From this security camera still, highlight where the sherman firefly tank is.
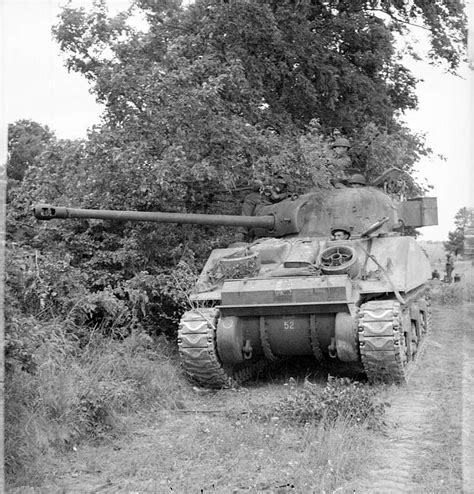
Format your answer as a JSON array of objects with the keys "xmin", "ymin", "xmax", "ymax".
[{"xmin": 34, "ymin": 183, "xmax": 438, "ymax": 387}]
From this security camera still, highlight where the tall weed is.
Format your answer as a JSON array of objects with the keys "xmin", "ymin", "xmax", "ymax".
[
  {"xmin": 430, "ymin": 281, "xmax": 474, "ymax": 305},
  {"xmin": 298, "ymin": 417, "xmax": 377, "ymax": 492},
  {"xmin": 5, "ymin": 321, "xmax": 186, "ymax": 485}
]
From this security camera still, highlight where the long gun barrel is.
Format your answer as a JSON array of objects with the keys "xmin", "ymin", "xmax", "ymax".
[{"xmin": 33, "ymin": 204, "xmax": 275, "ymax": 230}]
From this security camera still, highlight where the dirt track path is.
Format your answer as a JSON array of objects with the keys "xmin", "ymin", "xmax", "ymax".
[{"xmin": 355, "ymin": 305, "xmax": 472, "ymax": 493}]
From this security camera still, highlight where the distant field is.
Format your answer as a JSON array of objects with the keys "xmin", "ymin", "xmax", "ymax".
[
  {"xmin": 417, "ymin": 240, "xmax": 445, "ymax": 266},
  {"xmin": 418, "ymin": 240, "xmax": 446, "ymax": 280},
  {"xmin": 418, "ymin": 240, "xmax": 474, "ymax": 284}
]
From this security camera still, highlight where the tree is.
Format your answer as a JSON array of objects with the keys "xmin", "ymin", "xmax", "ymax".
[
  {"xmin": 444, "ymin": 207, "xmax": 472, "ymax": 255},
  {"xmin": 7, "ymin": 120, "xmax": 55, "ymax": 182},
  {"xmin": 239, "ymin": 0, "xmax": 466, "ymax": 71},
  {"xmin": 51, "ymin": 0, "xmax": 465, "ymax": 193},
  {"xmin": 6, "ymin": 136, "xmax": 88, "ymax": 244}
]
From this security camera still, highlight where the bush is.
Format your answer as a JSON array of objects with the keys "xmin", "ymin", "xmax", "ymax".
[
  {"xmin": 256, "ymin": 376, "xmax": 386, "ymax": 429},
  {"xmin": 6, "ymin": 245, "xmax": 90, "ymax": 318},
  {"xmin": 6, "ymin": 243, "xmax": 198, "ymax": 342}
]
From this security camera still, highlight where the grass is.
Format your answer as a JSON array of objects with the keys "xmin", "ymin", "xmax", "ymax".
[
  {"xmin": 7, "ymin": 355, "xmax": 386, "ymax": 492},
  {"xmin": 430, "ymin": 280, "xmax": 474, "ymax": 305},
  {"xmin": 297, "ymin": 417, "xmax": 378, "ymax": 493},
  {"xmin": 49, "ymin": 390, "xmax": 380, "ymax": 493},
  {"xmin": 5, "ymin": 320, "xmax": 186, "ymax": 486},
  {"xmin": 409, "ymin": 308, "xmax": 464, "ymax": 492}
]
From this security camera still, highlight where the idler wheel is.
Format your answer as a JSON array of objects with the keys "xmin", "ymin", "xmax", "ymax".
[{"xmin": 319, "ymin": 244, "xmax": 360, "ymax": 278}]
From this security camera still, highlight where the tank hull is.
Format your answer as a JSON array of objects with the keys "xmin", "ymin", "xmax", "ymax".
[
  {"xmin": 192, "ymin": 235, "xmax": 431, "ymax": 301},
  {"xmin": 179, "ymin": 235, "xmax": 431, "ymax": 386}
]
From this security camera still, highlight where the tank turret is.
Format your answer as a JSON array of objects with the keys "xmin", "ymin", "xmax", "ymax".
[
  {"xmin": 33, "ymin": 186, "xmax": 438, "ymax": 388},
  {"xmin": 34, "ymin": 187, "xmax": 437, "ymax": 239}
]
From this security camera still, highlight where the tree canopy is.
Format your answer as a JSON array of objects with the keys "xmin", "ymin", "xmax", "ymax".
[
  {"xmin": 51, "ymin": 0, "xmax": 466, "ymax": 202},
  {"xmin": 7, "ymin": 120, "xmax": 55, "ymax": 182}
]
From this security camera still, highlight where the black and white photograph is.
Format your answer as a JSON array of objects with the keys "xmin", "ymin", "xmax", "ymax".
[{"xmin": 2, "ymin": 0, "xmax": 473, "ymax": 492}]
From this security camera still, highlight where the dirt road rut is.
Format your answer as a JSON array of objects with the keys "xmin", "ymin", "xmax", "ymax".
[{"xmin": 356, "ymin": 305, "xmax": 471, "ymax": 493}]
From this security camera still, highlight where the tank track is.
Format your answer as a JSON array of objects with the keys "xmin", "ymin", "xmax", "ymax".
[
  {"xmin": 424, "ymin": 294, "xmax": 432, "ymax": 335},
  {"xmin": 357, "ymin": 298, "xmax": 430, "ymax": 384},
  {"xmin": 177, "ymin": 308, "xmax": 268, "ymax": 388}
]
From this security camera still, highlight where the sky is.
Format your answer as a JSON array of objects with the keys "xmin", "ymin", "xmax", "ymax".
[
  {"xmin": 403, "ymin": 60, "xmax": 472, "ymax": 240},
  {"xmin": 2, "ymin": 0, "xmax": 473, "ymax": 241}
]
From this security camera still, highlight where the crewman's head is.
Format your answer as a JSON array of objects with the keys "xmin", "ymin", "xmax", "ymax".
[
  {"xmin": 331, "ymin": 226, "xmax": 351, "ymax": 241},
  {"xmin": 331, "ymin": 137, "xmax": 351, "ymax": 156}
]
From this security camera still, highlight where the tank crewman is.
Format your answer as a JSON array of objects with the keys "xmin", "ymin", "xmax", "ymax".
[
  {"xmin": 241, "ymin": 174, "xmax": 289, "ymax": 216},
  {"xmin": 236, "ymin": 174, "xmax": 291, "ymax": 242},
  {"xmin": 445, "ymin": 253, "xmax": 454, "ymax": 283},
  {"xmin": 330, "ymin": 137, "xmax": 352, "ymax": 188},
  {"xmin": 372, "ymin": 167, "xmax": 408, "ymax": 200},
  {"xmin": 330, "ymin": 225, "xmax": 351, "ymax": 241},
  {"xmin": 331, "ymin": 137, "xmax": 352, "ymax": 168},
  {"xmin": 431, "ymin": 269, "xmax": 440, "ymax": 280},
  {"xmin": 240, "ymin": 190, "xmax": 269, "ymax": 217},
  {"xmin": 347, "ymin": 173, "xmax": 367, "ymax": 188},
  {"xmin": 265, "ymin": 173, "xmax": 292, "ymax": 202},
  {"xmin": 234, "ymin": 187, "xmax": 268, "ymax": 243}
]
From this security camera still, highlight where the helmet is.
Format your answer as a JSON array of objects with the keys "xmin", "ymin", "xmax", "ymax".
[
  {"xmin": 348, "ymin": 173, "xmax": 366, "ymax": 186},
  {"xmin": 330, "ymin": 225, "xmax": 351, "ymax": 236},
  {"xmin": 331, "ymin": 137, "xmax": 351, "ymax": 149}
]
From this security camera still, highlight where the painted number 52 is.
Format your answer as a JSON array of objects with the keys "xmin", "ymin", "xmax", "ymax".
[{"xmin": 284, "ymin": 320, "xmax": 295, "ymax": 330}]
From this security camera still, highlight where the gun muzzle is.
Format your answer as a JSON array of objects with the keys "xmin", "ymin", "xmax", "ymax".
[{"xmin": 33, "ymin": 204, "xmax": 69, "ymax": 220}]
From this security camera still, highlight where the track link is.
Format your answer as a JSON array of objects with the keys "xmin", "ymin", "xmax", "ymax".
[
  {"xmin": 358, "ymin": 300, "xmax": 407, "ymax": 383},
  {"xmin": 178, "ymin": 308, "xmax": 268, "ymax": 388},
  {"xmin": 357, "ymin": 297, "xmax": 431, "ymax": 384}
]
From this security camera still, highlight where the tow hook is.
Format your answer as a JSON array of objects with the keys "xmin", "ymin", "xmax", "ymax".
[
  {"xmin": 328, "ymin": 337, "xmax": 337, "ymax": 359},
  {"xmin": 243, "ymin": 339, "xmax": 253, "ymax": 360}
]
